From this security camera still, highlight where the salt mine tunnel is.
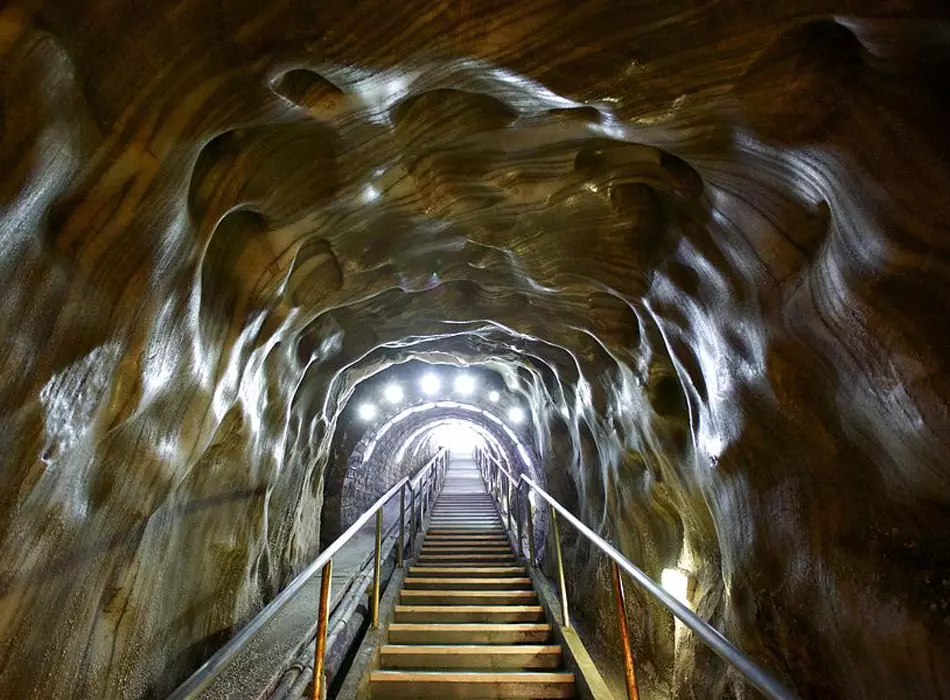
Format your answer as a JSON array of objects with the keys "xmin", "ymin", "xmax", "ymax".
[{"xmin": 1, "ymin": 0, "xmax": 949, "ymax": 698}]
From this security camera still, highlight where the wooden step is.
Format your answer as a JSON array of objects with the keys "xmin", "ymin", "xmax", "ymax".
[
  {"xmin": 394, "ymin": 605, "xmax": 545, "ymax": 623},
  {"xmin": 419, "ymin": 552, "xmax": 513, "ymax": 559},
  {"xmin": 424, "ymin": 535, "xmax": 510, "ymax": 542},
  {"xmin": 429, "ymin": 523, "xmax": 505, "ymax": 535},
  {"xmin": 408, "ymin": 566, "xmax": 526, "ymax": 578},
  {"xmin": 423, "ymin": 536, "xmax": 510, "ymax": 543},
  {"xmin": 430, "ymin": 518, "xmax": 501, "ymax": 524},
  {"xmin": 417, "ymin": 557, "xmax": 517, "ymax": 566},
  {"xmin": 432, "ymin": 510, "xmax": 498, "ymax": 514},
  {"xmin": 431, "ymin": 510, "xmax": 498, "ymax": 514},
  {"xmin": 419, "ymin": 552, "xmax": 514, "ymax": 559},
  {"xmin": 433, "ymin": 507, "xmax": 498, "ymax": 511},
  {"xmin": 400, "ymin": 590, "xmax": 537, "ymax": 605},
  {"xmin": 380, "ymin": 645, "xmax": 563, "ymax": 670},
  {"xmin": 435, "ymin": 498, "xmax": 496, "ymax": 508},
  {"xmin": 421, "ymin": 542, "xmax": 511, "ymax": 547},
  {"xmin": 421, "ymin": 545, "xmax": 513, "ymax": 553},
  {"xmin": 419, "ymin": 553, "xmax": 514, "ymax": 560},
  {"xmin": 387, "ymin": 623, "xmax": 553, "ymax": 644},
  {"xmin": 433, "ymin": 508, "xmax": 497, "ymax": 511},
  {"xmin": 370, "ymin": 670, "xmax": 575, "ymax": 698},
  {"xmin": 404, "ymin": 577, "xmax": 533, "ymax": 590},
  {"xmin": 423, "ymin": 541, "xmax": 510, "ymax": 548}
]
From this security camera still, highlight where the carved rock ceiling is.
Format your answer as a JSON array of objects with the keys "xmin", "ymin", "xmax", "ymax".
[{"xmin": 0, "ymin": 1, "xmax": 949, "ymax": 697}]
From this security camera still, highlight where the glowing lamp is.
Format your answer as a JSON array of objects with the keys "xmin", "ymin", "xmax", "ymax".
[
  {"xmin": 357, "ymin": 403, "xmax": 377, "ymax": 421},
  {"xmin": 420, "ymin": 373, "xmax": 440, "ymax": 396},
  {"xmin": 383, "ymin": 383, "xmax": 404, "ymax": 404}
]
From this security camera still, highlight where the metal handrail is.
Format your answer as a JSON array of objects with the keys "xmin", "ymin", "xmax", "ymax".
[
  {"xmin": 169, "ymin": 448, "xmax": 449, "ymax": 700},
  {"xmin": 474, "ymin": 447, "xmax": 524, "ymax": 558},
  {"xmin": 475, "ymin": 451, "xmax": 795, "ymax": 700}
]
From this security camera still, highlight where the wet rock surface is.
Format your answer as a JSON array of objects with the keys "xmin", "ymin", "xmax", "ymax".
[{"xmin": 1, "ymin": 0, "xmax": 949, "ymax": 698}]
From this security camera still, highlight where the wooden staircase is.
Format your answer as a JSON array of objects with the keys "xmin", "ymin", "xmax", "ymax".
[{"xmin": 369, "ymin": 461, "xmax": 576, "ymax": 698}]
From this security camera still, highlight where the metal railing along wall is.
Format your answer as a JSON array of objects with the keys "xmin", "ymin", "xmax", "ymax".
[
  {"xmin": 168, "ymin": 449, "xmax": 449, "ymax": 700},
  {"xmin": 474, "ymin": 449, "xmax": 795, "ymax": 700}
]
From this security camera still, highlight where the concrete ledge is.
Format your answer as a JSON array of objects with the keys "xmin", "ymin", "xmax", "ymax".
[
  {"xmin": 334, "ymin": 564, "xmax": 408, "ymax": 700},
  {"xmin": 529, "ymin": 566, "xmax": 616, "ymax": 700}
]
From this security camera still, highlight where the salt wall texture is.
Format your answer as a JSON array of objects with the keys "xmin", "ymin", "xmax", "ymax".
[{"xmin": 0, "ymin": 0, "xmax": 949, "ymax": 698}]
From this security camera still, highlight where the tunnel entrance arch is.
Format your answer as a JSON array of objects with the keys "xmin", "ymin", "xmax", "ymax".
[{"xmin": 320, "ymin": 401, "xmax": 543, "ymax": 544}]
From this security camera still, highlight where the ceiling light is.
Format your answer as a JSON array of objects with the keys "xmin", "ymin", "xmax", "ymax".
[
  {"xmin": 507, "ymin": 406, "xmax": 525, "ymax": 425},
  {"xmin": 488, "ymin": 390, "xmax": 500, "ymax": 403},
  {"xmin": 383, "ymin": 383, "xmax": 404, "ymax": 404},
  {"xmin": 420, "ymin": 372, "xmax": 440, "ymax": 395},
  {"xmin": 357, "ymin": 403, "xmax": 377, "ymax": 421},
  {"xmin": 454, "ymin": 373, "xmax": 476, "ymax": 396}
]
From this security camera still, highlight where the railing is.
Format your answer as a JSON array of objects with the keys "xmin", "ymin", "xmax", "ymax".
[
  {"xmin": 169, "ymin": 449, "xmax": 449, "ymax": 700},
  {"xmin": 474, "ymin": 449, "xmax": 795, "ymax": 700}
]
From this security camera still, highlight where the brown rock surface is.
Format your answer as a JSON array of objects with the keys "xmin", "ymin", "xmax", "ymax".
[{"xmin": 1, "ymin": 0, "xmax": 949, "ymax": 697}]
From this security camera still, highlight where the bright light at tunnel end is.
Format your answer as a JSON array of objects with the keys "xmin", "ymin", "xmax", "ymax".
[
  {"xmin": 431, "ymin": 422, "xmax": 484, "ymax": 455},
  {"xmin": 420, "ymin": 372, "xmax": 440, "ymax": 395},
  {"xmin": 383, "ymin": 383, "xmax": 404, "ymax": 404}
]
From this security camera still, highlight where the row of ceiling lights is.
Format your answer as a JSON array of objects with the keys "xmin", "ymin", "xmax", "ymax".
[{"xmin": 356, "ymin": 371, "xmax": 526, "ymax": 426}]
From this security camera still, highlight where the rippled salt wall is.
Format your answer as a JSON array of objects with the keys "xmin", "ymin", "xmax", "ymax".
[{"xmin": 0, "ymin": 1, "xmax": 948, "ymax": 698}]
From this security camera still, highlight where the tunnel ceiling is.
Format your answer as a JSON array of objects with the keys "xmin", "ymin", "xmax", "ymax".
[{"xmin": 1, "ymin": 1, "xmax": 949, "ymax": 699}]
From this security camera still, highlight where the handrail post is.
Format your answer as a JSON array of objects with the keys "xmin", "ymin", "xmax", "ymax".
[
  {"xmin": 526, "ymin": 490, "xmax": 536, "ymax": 565},
  {"xmin": 515, "ymin": 485, "xmax": 524, "ymax": 558},
  {"xmin": 611, "ymin": 560, "xmax": 640, "ymax": 700},
  {"xmin": 421, "ymin": 475, "xmax": 427, "ymax": 528},
  {"xmin": 551, "ymin": 506, "xmax": 570, "ymax": 628},
  {"xmin": 371, "ymin": 509, "xmax": 382, "ymax": 628},
  {"xmin": 506, "ymin": 479, "xmax": 513, "ymax": 536},
  {"xmin": 311, "ymin": 560, "xmax": 333, "ymax": 700},
  {"xmin": 409, "ymin": 486, "xmax": 416, "ymax": 559},
  {"xmin": 398, "ymin": 485, "xmax": 405, "ymax": 568}
]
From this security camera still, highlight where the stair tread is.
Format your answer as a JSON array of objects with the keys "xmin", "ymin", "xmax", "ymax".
[
  {"xmin": 381, "ymin": 645, "xmax": 561, "ymax": 654},
  {"xmin": 371, "ymin": 671, "xmax": 573, "ymax": 679},
  {"xmin": 404, "ymin": 577, "xmax": 533, "ymax": 585},
  {"xmin": 401, "ymin": 590, "xmax": 536, "ymax": 597},
  {"xmin": 422, "ymin": 548, "xmax": 511, "ymax": 551},
  {"xmin": 396, "ymin": 605, "xmax": 544, "ymax": 612},
  {"xmin": 389, "ymin": 623, "xmax": 552, "ymax": 631},
  {"xmin": 409, "ymin": 567, "xmax": 526, "ymax": 574}
]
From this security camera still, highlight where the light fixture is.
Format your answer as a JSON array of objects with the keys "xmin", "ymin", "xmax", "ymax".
[
  {"xmin": 420, "ymin": 372, "xmax": 440, "ymax": 395},
  {"xmin": 454, "ymin": 373, "xmax": 476, "ymax": 396},
  {"xmin": 357, "ymin": 403, "xmax": 377, "ymax": 421},
  {"xmin": 383, "ymin": 383, "xmax": 404, "ymax": 404},
  {"xmin": 488, "ymin": 390, "xmax": 500, "ymax": 403},
  {"xmin": 507, "ymin": 406, "xmax": 525, "ymax": 425},
  {"xmin": 661, "ymin": 568, "xmax": 693, "ymax": 608}
]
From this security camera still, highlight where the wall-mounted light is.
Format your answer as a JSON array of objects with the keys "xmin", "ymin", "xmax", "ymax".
[
  {"xmin": 383, "ymin": 383, "xmax": 404, "ymax": 404},
  {"xmin": 661, "ymin": 568, "xmax": 694, "ymax": 609},
  {"xmin": 357, "ymin": 403, "xmax": 377, "ymax": 421},
  {"xmin": 488, "ymin": 390, "xmax": 500, "ymax": 403},
  {"xmin": 507, "ymin": 406, "xmax": 525, "ymax": 425},
  {"xmin": 454, "ymin": 373, "xmax": 476, "ymax": 396},
  {"xmin": 420, "ymin": 372, "xmax": 440, "ymax": 396}
]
